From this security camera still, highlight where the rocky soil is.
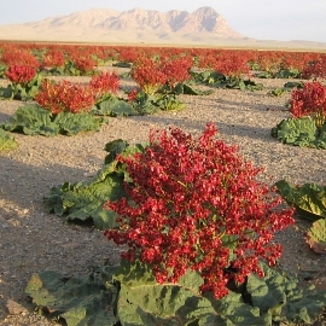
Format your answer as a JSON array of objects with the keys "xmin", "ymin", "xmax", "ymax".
[{"xmin": 0, "ymin": 70, "xmax": 325, "ymax": 325}]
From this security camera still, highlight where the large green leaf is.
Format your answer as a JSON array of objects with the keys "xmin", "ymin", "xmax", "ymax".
[
  {"xmin": 103, "ymin": 139, "xmax": 130, "ymax": 164},
  {"xmin": 92, "ymin": 96, "xmax": 135, "ymax": 117},
  {"xmin": 246, "ymin": 262, "xmax": 326, "ymax": 324},
  {"xmin": 271, "ymin": 117, "xmax": 326, "ymax": 148},
  {"xmin": 25, "ymin": 260, "xmax": 326, "ymax": 326},
  {"xmin": 25, "ymin": 268, "xmax": 119, "ymax": 326},
  {"xmin": 306, "ymin": 218, "xmax": 326, "ymax": 254},
  {"xmin": 2, "ymin": 104, "xmax": 60, "ymax": 136},
  {"xmin": 0, "ymin": 85, "xmax": 13, "ymax": 99},
  {"xmin": 46, "ymin": 140, "xmax": 147, "ymax": 229},
  {"xmin": 54, "ymin": 111, "xmax": 105, "ymax": 135},
  {"xmin": 114, "ymin": 259, "xmax": 221, "ymax": 326},
  {"xmin": 275, "ymin": 179, "xmax": 326, "ymax": 220},
  {"xmin": 114, "ymin": 259, "xmax": 272, "ymax": 326},
  {"xmin": 46, "ymin": 161, "xmax": 127, "ymax": 229},
  {"xmin": 0, "ymin": 129, "xmax": 18, "ymax": 151},
  {"xmin": 174, "ymin": 83, "xmax": 213, "ymax": 95}
]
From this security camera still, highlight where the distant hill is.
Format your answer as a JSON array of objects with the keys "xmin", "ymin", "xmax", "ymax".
[
  {"xmin": 0, "ymin": 7, "xmax": 251, "ymax": 44},
  {"xmin": 0, "ymin": 6, "xmax": 325, "ymax": 49}
]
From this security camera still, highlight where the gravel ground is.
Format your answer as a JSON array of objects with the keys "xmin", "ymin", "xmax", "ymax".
[{"xmin": 0, "ymin": 70, "xmax": 326, "ymax": 325}]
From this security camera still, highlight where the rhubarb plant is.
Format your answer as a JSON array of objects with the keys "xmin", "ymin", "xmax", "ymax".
[
  {"xmin": 275, "ymin": 180, "xmax": 326, "ymax": 221},
  {"xmin": 306, "ymin": 219, "xmax": 326, "ymax": 254},
  {"xmin": 104, "ymin": 123, "xmax": 295, "ymax": 299},
  {"xmin": 0, "ymin": 129, "xmax": 18, "ymax": 151},
  {"xmin": 0, "ymin": 65, "xmax": 42, "ymax": 100},
  {"xmin": 1, "ymin": 104, "xmax": 105, "ymax": 136},
  {"xmin": 45, "ymin": 140, "xmax": 146, "ymax": 229},
  {"xmin": 191, "ymin": 70, "xmax": 263, "ymax": 91},
  {"xmin": 25, "ymin": 259, "xmax": 326, "ymax": 326}
]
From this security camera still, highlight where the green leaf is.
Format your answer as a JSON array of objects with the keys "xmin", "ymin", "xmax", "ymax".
[
  {"xmin": 174, "ymin": 83, "xmax": 213, "ymax": 95},
  {"xmin": 0, "ymin": 129, "xmax": 18, "ymax": 151},
  {"xmin": 0, "ymin": 86, "xmax": 13, "ymax": 99},
  {"xmin": 45, "ymin": 141, "xmax": 147, "ymax": 229},
  {"xmin": 306, "ymin": 218, "xmax": 326, "ymax": 254},
  {"xmin": 114, "ymin": 259, "xmax": 222, "ymax": 326},
  {"xmin": 271, "ymin": 117, "xmax": 326, "ymax": 148},
  {"xmin": 268, "ymin": 87, "xmax": 287, "ymax": 97},
  {"xmin": 246, "ymin": 262, "xmax": 326, "ymax": 324},
  {"xmin": 93, "ymin": 97, "xmax": 135, "ymax": 117},
  {"xmin": 275, "ymin": 179, "xmax": 326, "ymax": 220},
  {"xmin": 275, "ymin": 69, "xmax": 301, "ymax": 78},
  {"xmin": 2, "ymin": 104, "xmax": 60, "ymax": 136},
  {"xmin": 54, "ymin": 111, "xmax": 105, "ymax": 135},
  {"xmin": 104, "ymin": 139, "xmax": 130, "ymax": 164},
  {"xmin": 45, "ymin": 162, "xmax": 127, "ymax": 229},
  {"xmin": 25, "ymin": 268, "xmax": 119, "ymax": 326},
  {"xmin": 283, "ymin": 81, "xmax": 304, "ymax": 90}
]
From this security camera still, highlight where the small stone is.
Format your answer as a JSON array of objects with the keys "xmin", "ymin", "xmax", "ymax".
[{"xmin": 6, "ymin": 299, "xmax": 28, "ymax": 315}]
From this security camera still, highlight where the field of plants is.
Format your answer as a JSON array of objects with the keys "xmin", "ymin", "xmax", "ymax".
[{"xmin": 0, "ymin": 41, "xmax": 326, "ymax": 325}]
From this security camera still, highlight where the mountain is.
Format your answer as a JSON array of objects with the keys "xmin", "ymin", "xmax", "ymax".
[{"xmin": 0, "ymin": 7, "xmax": 251, "ymax": 45}]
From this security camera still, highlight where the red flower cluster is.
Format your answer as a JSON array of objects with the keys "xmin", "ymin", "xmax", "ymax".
[
  {"xmin": 104, "ymin": 123, "xmax": 295, "ymax": 299},
  {"xmin": 302, "ymin": 57, "xmax": 326, "ymax": 80},
  {"xmin": 1, "ymin": 48, "xmax": 40, "ymax": 70},
  {"xmin": 41, "ymin": 49, "xmax": 65, "ymax": 69},
  {"xmin": 5, "ymin": 65, "xmax": 36, "ymax": 85},
  {"xmin": 131, "ymin": 56, "xmax": 192, "ymax": 94},
  {"xmin": 131, "ymin": 58, "xmax": 167, "ymax": 94},
  {"xmin": 289, "ymin": 81, "xmax": 326, "ymax": 121},
  {"xmin": 70, "ymin": 54, "xmax": 96, "ymax": 73},
  {"xmin": 215, "ymin": 52, "xmax": 251, "ymax": 78},
  {"xmin": 34, "ymin": 80, "xmax": 95, "ymax": 114},
  {"xmin": 162, "ymin": 57, "xmax": 192, "ymax": 89},
  {"xmin": 89, "ymin": 71, "xmax": 120, "ymax": 98}
]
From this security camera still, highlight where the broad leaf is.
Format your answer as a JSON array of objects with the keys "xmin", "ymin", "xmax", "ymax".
[
  {"xmin": 46, "ymin": 140, "xmax": 147, "ymax": 229},
  {"xmin": 2, "ymin": 104, "xmax": 60, "ymax": 136},
  {"xmin": 246, "ymin": 262, "xmax": 326, "ymax": 324},
  {"xmin": 174, "ymin": 83, "xmax": 213, "ymax": 95},
  {"xmin": 25, "ymin": 269, "xmax": 119, "ymax": 326},
  {"xmin": 114, "ymin": 259, "xmax": 220, "ymax": 326},
  {"xmin": 306, "ymin": 218, "xmax": 326, "ymax": 254},
  {"xmin": 46, "ymin": 162, "xmax": 127, "ymax": 229},
  {"xmin": 271, "ymin": 117, "xmax": 326, "ymax": 149},
  {"xmin": 0, "ymin": 129, "xmax": 18, "ymax": 151},
  {"xmin": 93, "ymin": 97, "xmax": 135, "ymax": 117},
  {"xmin": 0, "ymin": 86, "xmax": 13, "ymax": 99},
  {"xmin": 275, "ymin": 179, "xmax": 326, "ymax": 220},
  {"xmin": 104, "ymin": 139, "xmax": 130, "ymax": 164},
  {"xmin": 54, "ymin": 111, "xmax": 105, "ymax": 135}
]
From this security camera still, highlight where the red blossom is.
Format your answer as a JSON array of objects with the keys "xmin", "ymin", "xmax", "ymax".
[
  {"xmin": 89, "ymin": 71, "xmax": 120, "ymax": 98},
  {"xmin": 104, "ymin": 123, "xmax": 295, "ymax": 299},
  {"xmin": 5, "ymin": 65, "xmax": 36, "ymax": 85},
  {"xmin": 34, "ymin": 79, "xmax": 96, "ymax": 114},
  {"xmin": 289, "ymin": 81, "xmax": 326, "ymax": 119}
]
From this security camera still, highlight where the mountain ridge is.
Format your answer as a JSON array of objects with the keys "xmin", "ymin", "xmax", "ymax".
[
  {"xmin": 0, "ymin": 6, "xmax": 250, "ymax": 44},
  {"xmin": 0, "ymin": 7, "xmax": 326, "ymax": 49}
]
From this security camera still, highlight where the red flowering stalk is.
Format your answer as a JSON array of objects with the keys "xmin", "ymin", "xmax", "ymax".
[
  {"xmin": 70, "ymin": 54, "xmax": 96, "ymax": 74},
  {"xmin": 289, "ymin": 81, "xmax": 326, "ymax": 128},
  {"xmin": 1, "ymin": 48, "xmax": 40, "ymax": 70},
  {"xmin": 104, "ymin": 123, "xmax": 295, "ymax": 299},
  {"xmin": 35, "ymin": 79, "xmax": 95, "ymax": 114},
  {"xmin": 215, "ymin": 52, "xmax": 251, "ymax": 78},
  {"xmin": 161, "ymin": 57, "xmax": 192, "ymax": 90},
  {"xmin": 302, "ymin": 56, "xmax": 326, "ymax": 80},
  {"xmin": 131, "ymin": 58, "xmax": 167, "ymax": 95},
  {"xmin": 5, "ymin": 65, "xmax": 36, "ymax": 85},
  {"xmin": 89, "ymin": 71, "xmax": 120, "ymax": 99},
  {"xmin": 127, "ymin": 89, "xmax": 139, "ymax": 103},
  {"xmin": 41, "ymin": 49, "xmax": 65, "ymax": 69}
]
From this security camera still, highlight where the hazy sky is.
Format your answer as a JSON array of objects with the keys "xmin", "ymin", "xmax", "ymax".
[{"xmin": 1, "ymin": 0, "xmax": 326, "ymax": 42}]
